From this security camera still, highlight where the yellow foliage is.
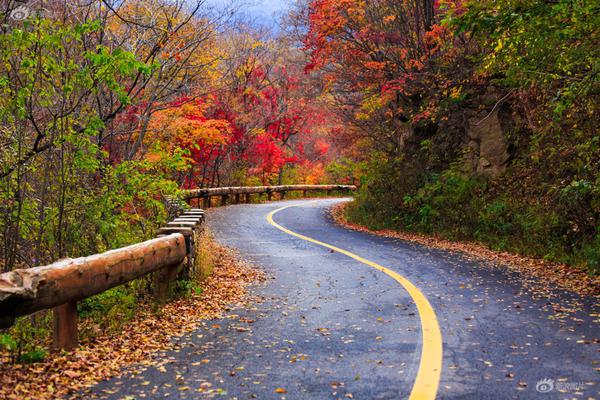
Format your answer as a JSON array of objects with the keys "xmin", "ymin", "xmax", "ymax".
[
  {"xmin": 146, "ymin": 100, "xmax": 232, "ymax": 157},
  {"xmin": 449, "ymin": 86, "xmax": 462, "ymax": 100}
]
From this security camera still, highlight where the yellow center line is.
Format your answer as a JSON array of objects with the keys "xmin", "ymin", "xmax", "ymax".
[{"xmin": 267, "ymin": 203, "xmax": 443, "ymax": 400}]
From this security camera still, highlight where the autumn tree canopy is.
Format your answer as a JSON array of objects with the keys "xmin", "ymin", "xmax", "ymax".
[{"xmin": 0, "ymin": 0, "xmax": 597, "ymax": 275}]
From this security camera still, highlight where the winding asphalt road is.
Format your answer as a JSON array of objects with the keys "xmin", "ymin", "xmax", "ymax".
[{"xmin": 88, "ymin": 199, "xmax": 599, "ymax": 399}]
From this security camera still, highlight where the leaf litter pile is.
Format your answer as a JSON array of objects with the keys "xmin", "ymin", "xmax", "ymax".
[
  {"xmin": 0, "ymin": 243, "xmax": 265, "ymax": 400},
  {"xmin": 331, "ymin": 203, "xmax": 600, "ymax": 300}
]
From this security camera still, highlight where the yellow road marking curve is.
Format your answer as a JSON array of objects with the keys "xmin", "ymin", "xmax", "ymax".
[{"xmin": 267, "ymin": 203, "xmax": 443, "ymax": 400}]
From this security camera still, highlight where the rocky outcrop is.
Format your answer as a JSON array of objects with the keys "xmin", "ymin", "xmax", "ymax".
[{"xmin": 465, "ymin": 108, "xmax": 511, "ymax": 177}]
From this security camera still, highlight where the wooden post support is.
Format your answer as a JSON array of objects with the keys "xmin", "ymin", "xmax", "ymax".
[
  {"xmin": 303, "ymin": 190, "xmax": 307, "ymax": 198},
  {"xmin": 203, "ymin": 195, "xmax": 211, "ymax": 208},
  {"xmin": 280, "ymin": 191, "xmax": 286, "ymax": 200},
  {"xmin": 245, "ymin": 193, "xmax": 251, "ymax": 203},
  {"xmin": 221, "ymin": 194, "xmax": 228, "ymax": 206},
  {"xmin": 53, "ymin": 301, "xmax": 78, "ymax": 351},
  {"xmin": 327, "ymin": 189, "xmax": 332, "ymax": 196},
  {"xmin": 234, "ymin": 194, "xmax": 241, "ymax": 204},
  {"xmin": 154, "ymin": 263, "xmax": 180, "ymax": 303},
  {"xmin": 267, "ymin": 190, "xmax": 273, "ymax": 201}
]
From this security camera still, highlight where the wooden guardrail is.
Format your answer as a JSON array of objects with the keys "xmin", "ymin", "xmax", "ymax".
[
  {"xmin": 0, "ymin": 209, "xmax": 205, "ymax": 350},
  {"xmin": 0, "ymin": 184, "xmax": 355, "ymax": 351},
  {"xmin": 183, "ymin": 184, "xmax": 356, "ymax": 207}
]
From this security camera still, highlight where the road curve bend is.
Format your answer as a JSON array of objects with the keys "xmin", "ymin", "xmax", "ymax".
[
  {"xmin": 267, "ymin": 204, "xmax": 443, "ymax": 400},
  {"xmin": 89, "ymin": 199, "xmax": 599, "ymax": 400}
]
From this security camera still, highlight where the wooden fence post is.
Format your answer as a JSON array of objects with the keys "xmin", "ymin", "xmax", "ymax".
[
  {"xmin": 154, "ymin": 227, "xmax": 194, "ymax": 302},
  {"xmin": 203, "ymin": 195, "xmax": 211, "ymax": 208},
  {"xmin": 303, "ymin": 190, "xmax": 307, "ymax": 197},
  {"xmin": 245, "ymin": 193, "xmax": 251, "ymax": 203},
  {"xmin": 53, "ymin": 301, "xmax": 78, "ymax": 351},
  {"xmin": 154, "ymin": 262, "xmax": 180, "ymax": 302},
  {"xmin": 280, "ymin": 191, "xmax": 286, "ymax": 200},
  {"xmin": 267, "ymin": 189, "xmax": 273, "ymax": 201},
  {"xmin": 234, "ymin": 194, "xmax": 241, "ymax": 204},
  {"xmin": 221, "ymin": 194, "xmax": 228, "ymax": 206}
]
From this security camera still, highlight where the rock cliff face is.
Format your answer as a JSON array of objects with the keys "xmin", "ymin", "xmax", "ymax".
[{"xmin": 465, "ymin": 108, "xmax": 511, "ymax": 177}]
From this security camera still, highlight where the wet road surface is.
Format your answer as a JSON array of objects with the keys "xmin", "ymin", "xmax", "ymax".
[{"xmin": 88, "ymin": 199, "xmax": 599, "ymax": 399}]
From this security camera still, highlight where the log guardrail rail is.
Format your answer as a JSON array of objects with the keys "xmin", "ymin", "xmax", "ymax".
[
  {"xmin": 0, "ymin": 184, "xmax": 355, "ymax": 351},
  {"xmin": 183, "ymin": 184, "xmax": 356, "ymax": 207},
  {"xmin": 0, "ymin": 209, "xmax": 205, "ymax": 350}
]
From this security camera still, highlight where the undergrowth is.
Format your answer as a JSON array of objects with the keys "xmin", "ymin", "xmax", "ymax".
[{"xmin": 347, "ymin": 166, "xmax": 599, "ymax": 275}]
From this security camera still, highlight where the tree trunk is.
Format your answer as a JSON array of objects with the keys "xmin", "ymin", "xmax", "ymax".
[{"xmin": 423, "ymin": 0, "xmax": 435, "ymax": 29}]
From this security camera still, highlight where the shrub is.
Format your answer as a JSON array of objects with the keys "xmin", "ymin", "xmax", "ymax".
[
  {"xmin": 0, "ymin": 313, "xmax": 51, "ymax": 364},
  {"xmin": 348, "ymin": 159, "xmax": 599, "ymax": 274},
  {"xmin": 78, "ymin": 285, "xmax": 139, "ymax": 333}
]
